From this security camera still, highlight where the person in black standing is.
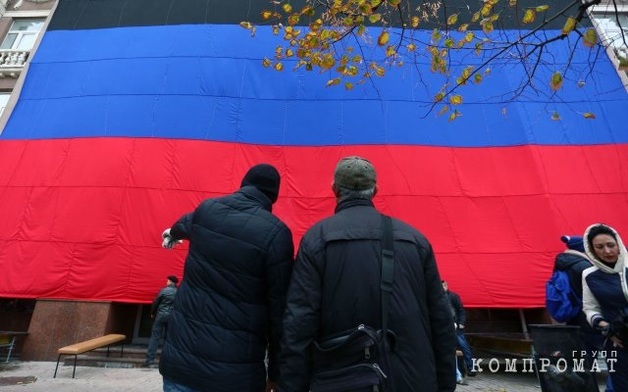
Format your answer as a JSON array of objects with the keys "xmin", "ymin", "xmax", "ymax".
[
  {"xmin": 145, "ymin": 275, "xmax": 178, "ymax": 367},
  {"xmin": 280, "ymin": 156, "xmax": 456, "ymax": 392},
  {"xmin": 159, "ymin": 163, "xmax": 294, "ymax": 392},
  {"xmin": 442, "ymin": 280, "xmax": 476, "ymax": 378}
]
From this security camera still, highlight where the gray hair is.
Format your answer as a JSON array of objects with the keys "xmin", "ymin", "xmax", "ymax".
[{"xmin": 336, "ymin": 186, "xmax": 376, "ymax": 202}]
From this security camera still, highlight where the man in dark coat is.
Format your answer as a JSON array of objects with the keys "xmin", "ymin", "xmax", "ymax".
[
  {"xmin": 442, "ymin": 280, "xmax": 476, "ymax": 378},
  {"xmin": 279, "ymin": 156, "xmax": 456, "ymax": 392},
  {"xmin": 145, "ymin": 275, "xmax": 178, "ymax": 366},
  {"xmin": 159, "ymin": 163, "xmax": 294, "ymax": 392}
]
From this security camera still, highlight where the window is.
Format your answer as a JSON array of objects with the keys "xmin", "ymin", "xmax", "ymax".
[
  {"xmin": 593, "ymin": 13, "xmax": 628, "ymax": 57},
  {"xmin": 0, "ymin": 19, "xmax": 45, "ymax": 51},
  {"xmin": 0, "ymin": 93, "xmax": 10, "ymax": 117}
]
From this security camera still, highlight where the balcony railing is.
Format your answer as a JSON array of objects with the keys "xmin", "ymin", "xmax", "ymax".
[{"xmin": 0, "ymin": 49, "xmax": 30, "ymax": 78}]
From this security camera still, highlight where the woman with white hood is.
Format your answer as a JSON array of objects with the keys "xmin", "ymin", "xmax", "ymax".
[{"xmin": 582, "ymin": 223, "xmax": 628, "ymax": 391}]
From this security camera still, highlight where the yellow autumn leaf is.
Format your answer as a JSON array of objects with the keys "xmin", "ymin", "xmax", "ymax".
[
  {"xmin": 377, "ymin": 31, "xmax": 390, "ymax": 46},
  {"xmin": 447, "ymin": 14, "xmax": 459, "ymax": 26},
  {"xmin": 551, "ymin": 112, "xmax": 561, "ymax": 121},
  {"xmin": 450, "ymin": 95, "xmax": 463, "ymax": 105},
  {"xmin": 411, "ymin": 16, "xmax": 420, "ymax": 28},
  {"xmin": 345, "ymin": 82, "xmax": 354, "ymax": 91},
  {"xmin": 448, "ymin": 110, "xmax": 462, "ymax": 122},
  {"xmin": 322, "ymin": 54, "xmax": 335, "ymax": 69},
  {"xmin": 261, "ymin": 11, "xmax": 273, "ymax": 20},
  {"xmin": 239, "ymin": 21, "xmax": 253, "ymax": 30},
  {"xmin": 288, "ymin": 15, "xmax": 300, "ymax": 25},
  {"xmin": 475, "ymin": 43, "xmax": 483, "ymax": 55},
  {"xmin": 301, "ymin": 6, "xmax": 314, "ymax": 16},
  {"xmin": 465, "ymin": 32, "xmax": 474, "ymax": 43},
  {"xmin": 458, "ymin": 23, "xmax": 469, "ymax": 32},
  {"xmin": 386, "ymin": 46, "xmax": 396, "ymax": 57},
  {"xmin": 474, "ymin": 73, "xmax": 482, "ymax": 84},
  {"xmin": 583, "ymin": 28, "xmax": 598, "ymax": 48},
  {"xmin": 434, "ymin": 92, "xmax": 445, "ymax": 102},
  {"xmin": 480, "ymin": 5, "xmax": 491, "ymax": 17},
  {"xmin": 370, "ymin": 14, "xmax": 382, "ymax": 23},
  {"xmin": 550, "ymin": 72, "xmax": 563, "ymax": 91},
  {"xmin": 438, "ymin": 105, "xmax": 449, "ymax": 116},
  {"xmin": 388, "ymin": 0, "xmax": 401, "ymax": 6},
  {"xmin": 523, "ymin": 9, "xmax": 535, "ymax": 24},
  {"xmin": 262, "ymin": 58, "xmax": 272, "ymax": 67},
  {"xmin": 282, "ymin": 3, "xmax": 292, "ymax": 13},
  {"xmin": 482, "ymin": 22, "xmax": 494, "ymax": 34},
  {"xmin": 583, "ymin": 112, "xmax": 596, "ymax": 119},
  {"xmin": 431, "ymin": 29, "xmax": 442, "ymax": 43},
  {"xmin": 535, "ymin": 5, "xmax": 549, "ymax": 12},
  {"xmin": 326, "ymin": 77, "xmax": 341, "ymax": 87},
  {"xmin": 274, "ymin": 62, "xmax": 284, "ymax": 71},
  {"xmin": 562, "ymin": 17, "xmax": 576, "ymax": 35},
  {"xmin": 407, "ymin": 43, "xmax": 416, "ymax": 52}
]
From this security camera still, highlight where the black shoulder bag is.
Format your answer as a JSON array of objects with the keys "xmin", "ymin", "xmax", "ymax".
[{"xmin": 310, "ymin": 215, "xmax": 395, "ymax": 392}]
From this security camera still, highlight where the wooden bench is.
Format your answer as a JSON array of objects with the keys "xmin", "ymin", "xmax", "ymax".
[{"xmin": 54, "ymin": 334, "xmax": 126, "ymax": 378}]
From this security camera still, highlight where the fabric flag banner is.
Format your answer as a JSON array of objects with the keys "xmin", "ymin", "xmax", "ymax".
[{"xmin": 0, "ymin": 0, "xmax": 627, "ymax": 306}]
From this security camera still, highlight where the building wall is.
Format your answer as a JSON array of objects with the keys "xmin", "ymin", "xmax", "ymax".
[
  {"xmin": 0, "ymin": 0, "xmax": 55, "ymax": 107},
  {"xmin": 20, "ymin": 300, "xmax": 136, "ymax": 361}
]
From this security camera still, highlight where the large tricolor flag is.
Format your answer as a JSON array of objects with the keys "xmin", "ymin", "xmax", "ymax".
[{"xmin": 0, "ymin": 0, "xmax": 627, "ymax": 306}]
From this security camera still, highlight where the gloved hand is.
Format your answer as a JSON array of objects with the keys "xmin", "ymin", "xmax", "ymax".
[{"xmin": 162, "ymin": 228, "xmax": 182, "ymax": 249}]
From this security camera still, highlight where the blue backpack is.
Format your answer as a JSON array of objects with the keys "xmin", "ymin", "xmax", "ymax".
[{"xmin": 545, "ymin": 270, "xmax": 582, "ymax": 323}]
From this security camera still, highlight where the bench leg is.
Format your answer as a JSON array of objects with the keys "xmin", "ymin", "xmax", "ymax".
[
  {"xmin": 72, "ymin": 354, "xmax": 78, "ymax": 378},
  {"xmin": 54, "ymin": 354, "xmax": 62, "ymax": 378},
  {"xmin": 6, "ymin": 337, "xmax": 15, "ymax": 363}
]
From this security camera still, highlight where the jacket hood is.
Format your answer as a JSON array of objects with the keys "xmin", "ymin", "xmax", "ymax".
[
  {"xmin": 238, "ymin": 185, "xmax": 273, "ymax": 212},
  {"xmin": 583, "ymin": 223, "xmax": 627, "ymax": 274},
  {"xmin": 555, "ymin": 250, "xmax": 591, "ymax": 271}
]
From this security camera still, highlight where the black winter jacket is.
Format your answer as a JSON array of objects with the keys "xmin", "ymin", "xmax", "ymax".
[
  {"xmin": 279, "ymin": 199, "xmax": 456, "ymax": 392},
  {"xmin": 445, "ymin": 291, "xmax": 465, "ymax": 328},
  {"xmin": 159, "ymin": 186, "xmax": 294, "ymax": 392},
  {"xmin": 151, "ymin": 284, "xmax": 177, "ymax": 317}
]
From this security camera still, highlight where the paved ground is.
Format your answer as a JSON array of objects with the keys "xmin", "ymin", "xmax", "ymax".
[{"xmin": 0, "ymin": 360, "xmax": 611, "ymax": 391}]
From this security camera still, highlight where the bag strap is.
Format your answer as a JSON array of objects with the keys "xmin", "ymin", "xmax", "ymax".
[{"xmin": 381, "ymin": 215, "xmax": 394, "ymax": 335}]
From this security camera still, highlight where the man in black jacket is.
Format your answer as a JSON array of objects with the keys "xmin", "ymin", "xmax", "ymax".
[
  {"xmin": 442, "ymin": 280, "xmax": 476, "ymax": 378},
  {"xmin": 279, "ymin": 156, "xmax": 456, "ymax": 392},
  {"xmin": 145, "ymin": 275, "xmax": 178, "ymax": 366},
  {"xmin": 159, "ymin": 163, "xmax": 294, "ymax": 392}
]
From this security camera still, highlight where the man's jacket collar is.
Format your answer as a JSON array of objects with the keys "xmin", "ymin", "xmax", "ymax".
[{"xmin": 335, "ymin": 198, "xmax": 374, "ymax": 213}]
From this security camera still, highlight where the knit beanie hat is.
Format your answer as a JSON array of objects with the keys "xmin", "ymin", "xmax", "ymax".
[
  {"xmin": 167, "ymin": 275, "xmax": 178, "ymax": 284},
  {"xmin": 561, "ymin": 235, "xmax": 585, "ymax": 253},
  {"xmin": 240, "ymin": 163, "xmax": 281, "ymax": 203}
]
